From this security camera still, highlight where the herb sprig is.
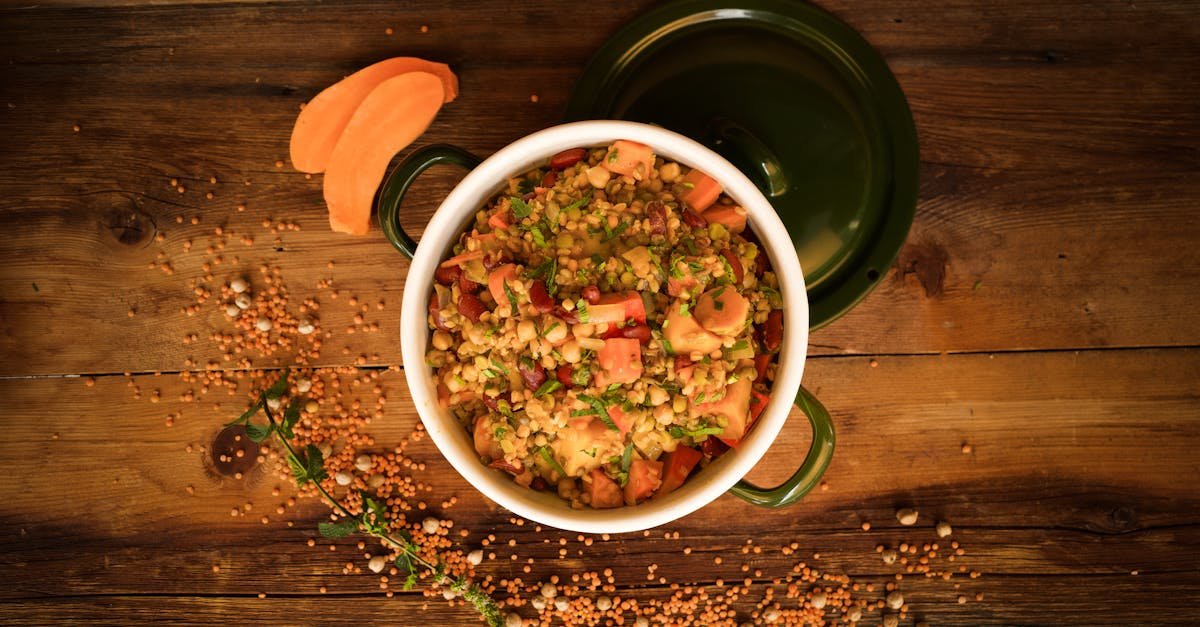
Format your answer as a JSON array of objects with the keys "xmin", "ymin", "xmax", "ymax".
[{"xmin": 228, "ymin": 368, "xmax": 502, "ymax": 626}]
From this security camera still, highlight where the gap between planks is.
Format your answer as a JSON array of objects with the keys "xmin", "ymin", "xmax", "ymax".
[{"xmin": 5, "ymin": 343, "xmax": 1199, "ymax": 381}]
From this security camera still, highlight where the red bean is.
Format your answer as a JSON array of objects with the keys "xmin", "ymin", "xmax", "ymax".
[
  {"xmin": 621, "ymin": 324, "xmax": 652, "ymax": 345},
  {"xmin": 700, "ymin": 436, "xmax": 730, "ymax": 458},
  {"xmin": 429, "ymin": 292, "xmax": 451, "ymax": 331},
  {"xmin": 754, "ymin": 353, "xmax": 771, "ymax": 381},
  {"xmin": 553, "ymin": 305, "xmax": 580, "ymax": 324},
  {"xmin": 541, "ymin": 170, "xmax": 558, "ymax": 188},
  {"xmin": 518, "ymin": 359, "xmax": 547, "ymax": 391},
  {"xmin": 481, "ymin": 394, "xmax": 499, "ymax": 412},
  {"xmin": 459, "ymin": 272, "xmax": 481, "ymax": 294},
  {"xmin": 556, "ymin": 364, "xmax": 574, "ymax": 388},
  {"xmin": 681, "ymin": 207, "xmax": 707, "ymax": 229},
  {"xmin": 674, "ymin": 355, "xmax": 693, "ymax": 371},
  {"xmin": 550, "ymin": 147, "xmax": 586, "ymax": 170},
  {"xmin": 581, "ymin": 285, "xmax": 601, "ymax": 304},
  {"xmin": 720, "ymin": 249, "xmax": 744, "ymax": 285},
  {"xmin": 530, "ymin": 476, "xmax": 548, "ymax": 491},
  {"xmin": 434, "ymin": 264, "xmax": 462, "ymax": 286},
  {"xmin": 646, "ymin": 201, "xmax": 667, "ymax": 235},
  {"xmin": 763, "ymin": 310, "xmax": 783, "ymax": 353},
  {"xmin": 489, "ymin": 459, "xmax": 524, "ymax": 475},
  {"xmin": 754, "ymin": 246, "xmax": 769, "ymax": 278},
  {"xmin": 529, "ymin": 280, "xmax": 555, "ymax": 313},
  {"xmin": 458, "ymin": 292, "xmax": 487, "ymax": 322}
]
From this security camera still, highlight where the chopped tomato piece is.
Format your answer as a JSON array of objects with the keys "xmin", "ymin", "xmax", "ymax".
[
  {"xmin": 658, "ymin": 446, "xmax": 703, "ymax": 495},
  {"xmin": 487, "ymin": 264, "xmax": 519, "ymax": 311},
  {"xmin": 623, "ymin": 459, "xmax": 663, "ymax": 505},
  {"xmin": 607, "ymin": 404, "xmax": 635, "ymax": 437},
  {"xmin": 749, "ymin": 389, "xmax": 769, "ymax": 424},
  {"xmin": 601, "ymin": 140, "xmax": 655, "ymax": 180},
  {"xmin": 587, "ymin": 468, "xmax": 624, "ymax": 509},
  {"xmin": 681, "ymin": 169, "xmax": 721, "ymax": 212},
  {"xmin": 595, "ymin": 337, "xmax": 643, "ymax": 386}
]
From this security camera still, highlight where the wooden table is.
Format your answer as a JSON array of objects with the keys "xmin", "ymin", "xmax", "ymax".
[{"xmin": 2, "ymin": 1, "xmax": 1198, "ymax": 624}]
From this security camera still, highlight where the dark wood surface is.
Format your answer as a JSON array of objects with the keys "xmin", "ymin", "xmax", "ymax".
[{"xmin": 1, "ymin": 0, "xmax": 1198, "ymax": 624}]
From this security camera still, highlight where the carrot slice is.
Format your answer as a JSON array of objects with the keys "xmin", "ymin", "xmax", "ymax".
[
  {"xmin": 323, "ymin": 72, "xmax": 445, "ymax": 235},
  {"xmin": 290, "ymin": 57, "xmax": 458, "ymax": 173},
  {"xmin": 487, "ymin": 264, "xmax": 518, "ymax": 310},
  {"xmin": 681, "ymin": 169, "xmax": 722, "ymax": 212}
]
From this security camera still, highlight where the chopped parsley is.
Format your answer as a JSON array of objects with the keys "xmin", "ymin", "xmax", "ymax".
[
  {"xmin": 540, "ymin": 322, "xmax": 560, "ymax": 338},
  {"xmin": 533, "ymin": 379, "xmax": 562, "ymax": 398},
  {"xmin": 575, "ymin": 300, "xmax": 590, "ymax": 323},
  {"xmin": 577, "ymin": 393, "xmax": 619, "ymax": 431},
  {"xmin": 509, "ymin": 196, "xmax": 532, "ymax": 219},
  {"xmin": 489, "ymin": 359, "xmax": 509, "ymax": 375},
  {"xmin": 503, "ymin": 281, "xmax": 518, "ymax": 316},
  {"xmin": 562, "ymin": 193, "xmax": 592, "ymax": 212},
  {"xmin": 537, "ymin": 446, "xmax": 568, "ymax": 477},
  {"xmin": 530, "ymin": 224, "xmax": 549, "ymax": 248},
  {"xmin": 602, "ymin": 221, "xmax": 630, "ymax": 242},
  {"xmin": 661, "ymin": 338, "xmax": 675, "ymax": 356}
]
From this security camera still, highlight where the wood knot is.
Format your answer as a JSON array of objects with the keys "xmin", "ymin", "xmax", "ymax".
[
  {"xmin": 102, "ymin": 201, "xmax": 155, "ymax": 248},
  {"xmin": 210, "ymin": 425, "xmax": 260, "ymax": 476},
  {"xmin": 1108, "ymin": 505, "xmax": 1137, "ymax": 530},
  {"xmin": 897, "ymin": 240, "xmax": 949, "ymax": 298}
]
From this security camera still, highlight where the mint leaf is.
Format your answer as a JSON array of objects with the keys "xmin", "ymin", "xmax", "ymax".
[
  {"xmin": 265, "ymin": 367, "xmax": 290, "ymax": 400},
  {"xmin": 537, "ymin": 446, "xmax": 568, "ymax": 478},
  {"xmin": 279, "ymin": 398, "xmax": 301, "ymax": 439},
  {"xmin": 318, "ymin": 519, "xmax": 358, "ymax": 538},
  {"xmin": 562, "ymin": 193, "xmax": 592, "ymax": 212},
  {"xmin": 245, "ymin": 421, "xmax": 274, "ymax": 443},
  {"xmin": 304, "ymin": 444, "xmax": 328, "ymax": 483}
]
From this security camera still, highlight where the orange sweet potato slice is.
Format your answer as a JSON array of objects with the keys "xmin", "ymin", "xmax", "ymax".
[
  {"xmin": 322, "ymin": 72, "xmax": 445, "ymax": 235},
  {"xmin": 290, "ymin": 57, "xmax": 458, "ymax": 173}
]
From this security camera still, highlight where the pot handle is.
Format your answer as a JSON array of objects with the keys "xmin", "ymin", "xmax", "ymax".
[
  {"xmin": 377, "ymin": 144, "xmax": 483, "ymax": 259},
  {"xmin": 729, "ymin": 385, "xmax": 835, "ymax": 507}
]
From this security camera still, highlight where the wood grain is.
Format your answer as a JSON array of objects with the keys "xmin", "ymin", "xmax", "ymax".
[
  {"xmin": 1, "ymin": 0, "xmax": 1198, "ymax": 624},
  {"xmin": 2, "ymin": 350, "xmax": 1197, "ymax": 622},
  {"xmin": 1, "ymin": 1, "xmax": 1199, "ymax": 375}
]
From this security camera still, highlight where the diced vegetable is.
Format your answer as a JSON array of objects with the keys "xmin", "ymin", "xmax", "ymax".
[
  {"xmin": 588, "ymin": 468, "xmax": 624, "ymax": 509},
  {"xmin": 323, "ymin": 72, "xmax": 446, "ymax": 235},
  {"xmin": 623, "ymin": 459, "xmax": 663, "ymax": 505},
  {"xmin": 473, "ymin": 415, "xmax": 503, "ymax": 460},
  {"xmin": 749, "ymin": 389, "xmax": 770, "ymax": 424},
  {"xmin": 458, "ymin": 292, "xmax": 487, "ymax": 322},
  {"xmin": 487, "ymin": 264, "xmax": 519, "ymax": 312},
  {"xmin": 289, "ymin": 57, "xmax": 458, "ymax": 174},
  {"xmin": 694, "ymin": 287, "xmax": 750, "ymax": 336},
  {"xmin": 596, "ymin": 291, "xmax": 647, "ymax": 323},
  {"xmin": 658, "ymin": 445, "xmax": 703, "ymax": 495},
  {"xmin": 596, "ymin": 338, "xmax": 643, "ymax": 386},
  {"xmin": 553, "ymin": 418, "xmax": 617, "ymax": 477},
  {"xmin": 601, "ymin": 140, "xmax": 655, "ymax": 180},
  {"xmin": 763, "ymin": 309, "xmax": 784, "ymax": 353},
  {"xmin": 702, "ymin": 204, "xmax": 747, "ymax": 234},
  {"xmin": 695, "ymin": 377, "xmax": 752, "ymax": 444},
  {"xmin": 488, "ymin": 208, "xmax": 510, "ymax": 230},
  {"xmin": 663, "ymin": 302, "xmax": 722, "ymax": 356},
  {"xmin": 607, "ymin": 404, "xmax": 635, "ymax": 437},
  {"xmin": 587, "ymin": 303, "xmax": 627, "ymax": 325},
  {"xmin": 439, "ymin": 249, "xmax": 484, "ymax": 268},
  {"xmin": 680, "ymin": 169, "xmax": 721, "ymax": 212}
]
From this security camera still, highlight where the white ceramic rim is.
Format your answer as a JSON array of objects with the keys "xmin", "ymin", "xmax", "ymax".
[{"xmin": 400, "ymin": 121, "xmax": 808, "ymax": 533}]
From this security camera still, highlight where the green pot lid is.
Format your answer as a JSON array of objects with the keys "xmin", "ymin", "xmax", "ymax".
[{"xmin": 565, "ymin": 0, "xmax": 919, "ymax": 329}]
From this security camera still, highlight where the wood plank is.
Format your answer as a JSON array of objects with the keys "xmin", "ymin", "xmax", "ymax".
[
  {"xmin": 1, "ymin": 1, "xmax": 1199, "ymax": 375},
  {"xmin": 2, "ymin": 573, "xmax": 1198, "ymax": 626},
  {"xmin": 1, "ymin": 350, "xmax": 1196, "ymax": 610}
]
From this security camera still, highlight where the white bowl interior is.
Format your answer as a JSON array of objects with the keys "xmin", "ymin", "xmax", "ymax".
[{"xmin": 401, "ymin": 121, "xmax": 809, "ymax": 533}]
